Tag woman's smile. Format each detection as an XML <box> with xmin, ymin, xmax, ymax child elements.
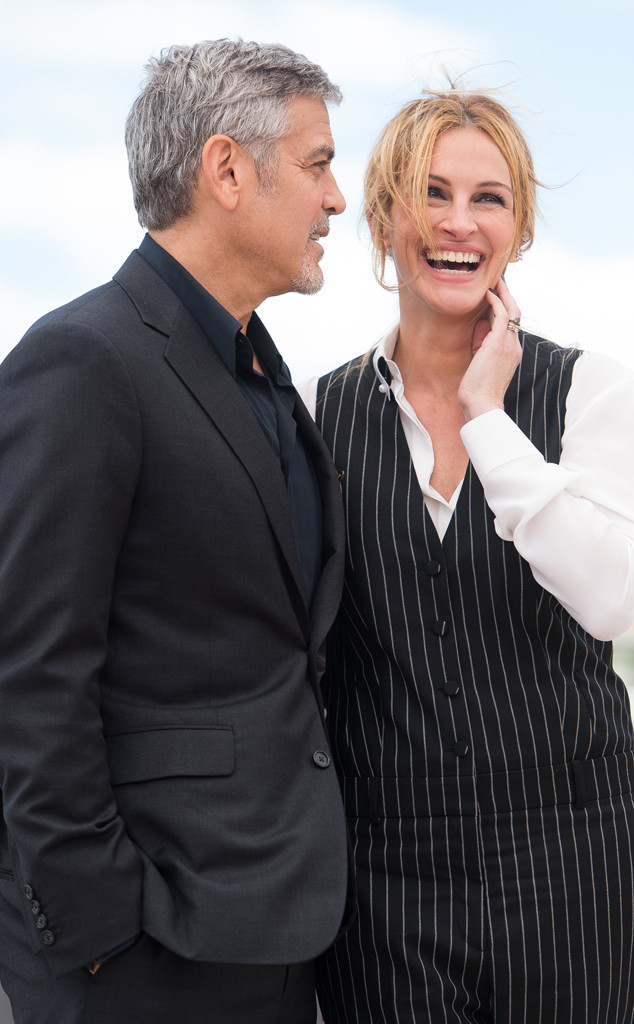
<box><xmin>423</xmin><ymin>247</ymin><xmax>483</xmax><ymax>275</ymax></box>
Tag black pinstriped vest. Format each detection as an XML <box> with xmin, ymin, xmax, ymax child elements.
<box><xmin>316</xmin><ymin>335</ymin><xmax>633</xmax><ymax>798</ymax></box>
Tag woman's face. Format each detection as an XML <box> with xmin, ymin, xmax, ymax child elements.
<box><xmin>384</xmin><ymin>126</ymin><xmax>518</xmax><ymax>322</ymax></box>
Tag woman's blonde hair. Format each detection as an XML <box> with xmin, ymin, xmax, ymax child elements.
<box><xmin>364</xmin><ymin>91</ymin><xmax>539</xmax><ymax>288</ymax></box>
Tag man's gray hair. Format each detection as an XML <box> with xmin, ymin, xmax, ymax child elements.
<box><xmin>125</xmin><ymin>38</ymin><xmax>342</xmax><ymax>230</ymax></box>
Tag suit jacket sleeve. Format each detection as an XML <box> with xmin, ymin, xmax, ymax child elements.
<box><xmin>0</xmin><ymin>314</ymin><xmax>145</xmax><ymax>975</ymax></box>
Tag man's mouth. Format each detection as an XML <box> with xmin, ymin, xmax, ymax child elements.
<box><xmin>308</xmin><ymin>216</ymin><xmax>330</xmax><ymax>245</ymax></box>
<box><xmin>424</xmin><ymin>250</ymin><xmax>482</xmax><ymax>274</ymax></box>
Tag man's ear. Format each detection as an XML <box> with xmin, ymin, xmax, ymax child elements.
<box><xmin>199</xmin><ymin>135</ymin><xmax>248</xmax><ymax>211</ymax></box>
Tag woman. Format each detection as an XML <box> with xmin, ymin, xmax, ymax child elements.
<box><xmin>305</xmin><ymin>93</ymin><xmax>634</xmax><ymax>1023</ymax></box>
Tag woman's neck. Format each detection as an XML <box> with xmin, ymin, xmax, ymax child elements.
<box><xmin>393</xmin><ymin>309</ymin><xmax>476</xmax><ymax>396</ymax></box>
<box><xmin>390</xmin><ymin>307</ymin><xmax>479</xmax><ymax>501</ymax></box>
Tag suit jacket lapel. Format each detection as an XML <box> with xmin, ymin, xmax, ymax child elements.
<box><xmin>167</xmin><ymin>315</ymin><xmax>313</xmax><ymax>636</ymax></box>
<box><xmin>114</xmin><ymin>253</ymin><xmax>310</xmax><ymax>638</ymax></box>
<box><xmin>293</xmin><ymin>396</ymin><xmax>345</xmax><ymax>656</ymax></box>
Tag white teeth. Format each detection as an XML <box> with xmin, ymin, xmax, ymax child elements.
<box><xmin>423</xmin><ymin>250</ymin><xmax>482</xmax><ymax>274</ymax></box>
<box><xmin>426</xmin><ymin>250</ymin><xmax>481</xmax><ymax>264</ymax></box>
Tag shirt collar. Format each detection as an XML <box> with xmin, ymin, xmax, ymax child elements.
<box><xmin>138</xmin><ymin>234</ymin><xmax>292</xmax><ymax>387</ymax></box>
<box><xmin>371</xmin><ymin>324</ymin><xmax>401</xmax><ymax>400</ymax></box>
<box><xmin>244</xmin><ymin>314</ymin><xmax>294</xmax><ymax>389</ymax></box>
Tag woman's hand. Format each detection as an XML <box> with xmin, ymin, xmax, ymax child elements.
<box><xmin>457</xmin><ymin>278</ymin><xmax>523</xmax><ymax>423</ymax></box>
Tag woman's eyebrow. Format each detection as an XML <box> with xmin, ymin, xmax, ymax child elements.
<box><xmin>429</xmin><ymin>172</ymin><xmax>513</xmax><ymax>194</ymax></box>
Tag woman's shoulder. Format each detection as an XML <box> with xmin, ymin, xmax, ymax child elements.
<box><xmin>313</xmin><ymin>326</ymin><xmax>399</xmax><ymax>402</ymax></box>
<box><xmin>520</xmin><ymin>331</ymin><xmax>581</xmax><ymax>368</ymax></box>
<box><xmin>296</xmin><ymin>353</ymin><xmax>370</xmax><ymax>420</ymax></box>
<box><xmin>317</xmin><ymin>351</ymin><xmax>376</xmax><ymax>397</ymax></box>
<box><xmin>521</xmin><ymin>333</ymin><xmax>634</xmax><ymax>385</ymax></box>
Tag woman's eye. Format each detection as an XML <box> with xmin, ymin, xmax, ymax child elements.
<box><xmin>477</xmin><ymin>192</ymin><xmax>505</xmax><ymax>205</ymax></box>
<box><xmin>427</xmin><ymin>187</ymin><xmax>444</xmax><ymax>200</ymax></box>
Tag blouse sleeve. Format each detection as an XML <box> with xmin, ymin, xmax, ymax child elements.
<box><xmin>460</xmin><ymin>351</ymin><xmax>634</xmax><ymax>641</ymax></box>
<box><xmin>295</xmin><ymin>376</ymin><xmax>319</xmax><ymax>420</ymax></box>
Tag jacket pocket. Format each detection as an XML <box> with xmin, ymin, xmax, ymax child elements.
<box><xmin>105</xmin><ymin>726</ymin><xmax>235</xmax><ymax>784</ymax></box>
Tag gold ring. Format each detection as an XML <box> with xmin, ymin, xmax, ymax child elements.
<box><xmin>507</xmin><ymin>316</ymin><xmax>521</xmax><ymax>333</ymax></box>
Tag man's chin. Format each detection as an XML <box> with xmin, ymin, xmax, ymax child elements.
<box><xmin>291</xmin><ymin>267</ymin><xmax>324</xmax><ymax>296</ymax></box>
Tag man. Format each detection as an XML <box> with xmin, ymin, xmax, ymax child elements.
<box><xmin>0</xmin><ymin>39</ymin><xmax>349</xmax><ymax>1024</ymax></box>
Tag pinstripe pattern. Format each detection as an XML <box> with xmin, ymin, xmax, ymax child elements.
<box><xmin>315</xmin><ymin>335</ymin><xmax>634</xmax><ymax>1023</ymax></box>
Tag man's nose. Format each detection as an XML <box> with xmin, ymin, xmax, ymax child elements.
<box><xmin>324</xmin><ymin>170</ymin><xmax>346</xmax><ymax>216</ymax></box>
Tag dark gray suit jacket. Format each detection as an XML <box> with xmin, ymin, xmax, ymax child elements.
<box><xmin>0</xmin><ymin>251</ymin><xmax>349</xmax><ymax>978</ymax></box>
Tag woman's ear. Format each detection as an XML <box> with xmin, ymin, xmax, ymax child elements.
<box><xmin>508</xmin><ymin>232</ymin><xmax>529</xmax><ymax>264</ymax></box>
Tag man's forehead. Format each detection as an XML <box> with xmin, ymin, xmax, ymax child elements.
<box><xmin>282</xmin><ymin>95</ymin><xmax>335</xmax><ymax>149</ymax></box>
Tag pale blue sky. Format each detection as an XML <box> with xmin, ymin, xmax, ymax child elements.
<box><xmin>2</xmin><ymin>0</ymin><xmax>633</xmax><ymax>378</ymax></box>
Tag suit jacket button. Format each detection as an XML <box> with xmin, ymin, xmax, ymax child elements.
<box><xmin>313</xmin><ymin>750</ymin><xmax>331</xmax><ymax>768</ymax></box>
<box><xmin>40</xmin><ymin>931</ymin><xmax>55</xmax><ymax>946</ymax></box>
<box><xmin>30</xmin><ymin>900</ymin><xmax>41</xmax><ymax>915</ymax></box>
<box><xmin>36</xmin><ymin>914</ymin><xmax>48</xmax><ymax>929</ymax></box>
<box><xmin>451</xmin><ymin>741</ymin><xmax>469</xmax><ymax>758</ymax></box>
<box><xmin>24</xmin><ymin>885</ymin><xmax>34</xmax><ymax>900</ymax></box>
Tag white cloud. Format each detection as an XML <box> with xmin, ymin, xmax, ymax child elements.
<box><xmin>4</xmin><ymin>0</ymin><xmax>270</xmax><ymax>63</ymax></box>
<box><xmin>1</xmin><ymin>141</ymin><xmax>133</xmax><ymax>239</ymax></box>
<box><xmin>265</xmin><ymin>1</ymin><xmax>486</xmax><ymax>90</ymax></box>
<box><xmin>6</xmin><ymin>0</ymin><xmax>483</xmax><ymax>79</ymax></box>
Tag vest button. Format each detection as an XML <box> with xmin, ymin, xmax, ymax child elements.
<box><xmin>424</xmin><ymin>560</ymin><xmax>442</xmax><ymax>577</ymax></box>
<box><xmin>451</xmin><ymin>741</ymin><xmax>469</xmax><ymax>758</ymax></box>
<box><xmin>443</xmin><ymin>681</ymin><xmax>460</xmax><ymax>697</ymax></box>
<box><xmin>432</xmin><ymin>619</ymin><xmax>450</xmax><ymax>637</ymax></box>
<box><xmin>313</xmin><ymin>750</ymin><xmax>331</xmax><ymax>769</ymax></box>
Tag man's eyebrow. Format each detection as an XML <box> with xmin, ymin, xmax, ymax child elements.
<box><xmin>306</xmin><ymin>144</ymin><xmax>335</xmax><ymax>162</ymax></box>
<box><xmin>429</xmin><ymin>173</ymin><xmax>513</xmax><ymax>194</ymax></box>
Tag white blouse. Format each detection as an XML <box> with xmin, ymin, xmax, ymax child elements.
<box><xmin>299</xmin><ymin>327</ymin><xmax>634</xmax><ymax>642</ymax></box>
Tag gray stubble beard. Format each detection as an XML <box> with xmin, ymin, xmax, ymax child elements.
<box><xmin>291</xmin><ymin>215</ymin><xmax>330</xmax><ymax>295</ymax></box>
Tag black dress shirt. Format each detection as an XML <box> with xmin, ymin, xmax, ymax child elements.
<box><xmin>138</xmin><ymin>234</ymin><xmax>322</xmax><ymax>609</ymax></box>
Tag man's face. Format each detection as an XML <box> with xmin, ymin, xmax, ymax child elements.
<box><xmin>245</xmin><ymin>95</ymin><xmax>345</xmax><ymax>301</ymax></box>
